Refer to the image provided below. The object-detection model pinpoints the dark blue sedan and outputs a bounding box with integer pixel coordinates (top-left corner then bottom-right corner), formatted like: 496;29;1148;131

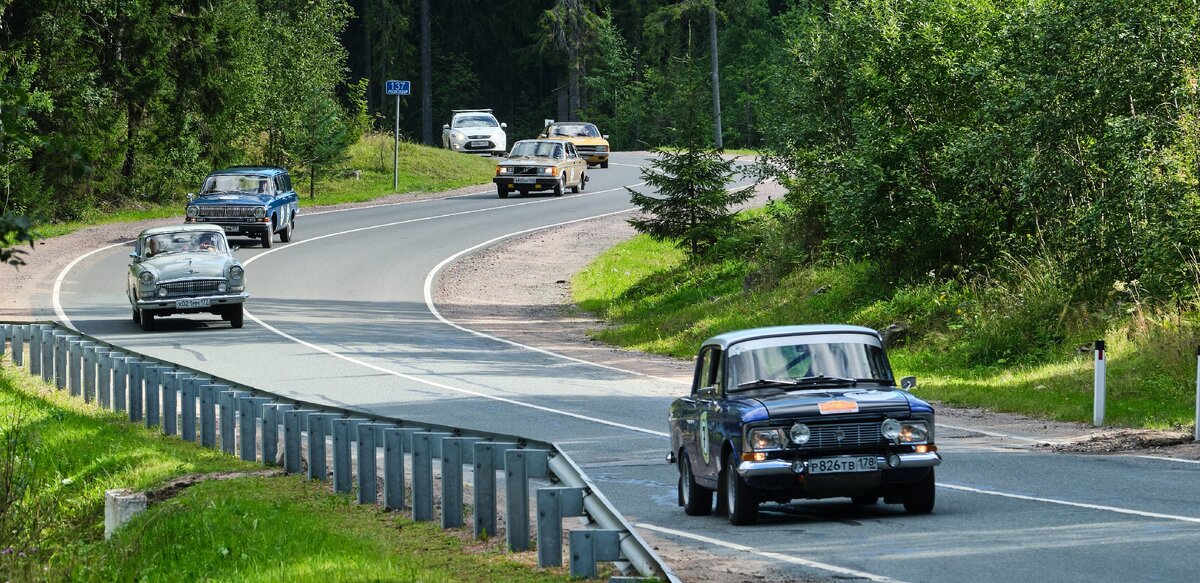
668;325;942;525
185;166;299;248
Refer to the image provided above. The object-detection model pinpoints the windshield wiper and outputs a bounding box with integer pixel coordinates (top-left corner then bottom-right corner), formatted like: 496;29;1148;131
735;379;799;390
792;375;858;387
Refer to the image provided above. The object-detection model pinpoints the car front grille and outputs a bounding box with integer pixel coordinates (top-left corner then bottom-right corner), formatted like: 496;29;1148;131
196;206;257;219
510;166;540;175
464;140;496;150
468;135;490;140
157;279;223;298
576;146;602;154
796;422;883;449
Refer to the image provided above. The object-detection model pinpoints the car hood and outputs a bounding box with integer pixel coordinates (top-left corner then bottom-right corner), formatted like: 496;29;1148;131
744;386;919;419
497;156;559;166
546;136;609;147
450;126;505;137
141;253;234;280
191;193;272;206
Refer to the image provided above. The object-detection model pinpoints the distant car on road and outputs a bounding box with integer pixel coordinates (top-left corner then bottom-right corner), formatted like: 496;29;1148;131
669;325;941;525
442;109;507;156
493;139;588;198
185;166;299;248
538;121;610;168
127;225;248;331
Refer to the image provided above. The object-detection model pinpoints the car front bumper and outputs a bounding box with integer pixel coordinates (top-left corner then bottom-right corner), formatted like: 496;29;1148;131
186;218;272;236
449;138;504;155
494;176;560;192
737;451;942;479
135;292;249;312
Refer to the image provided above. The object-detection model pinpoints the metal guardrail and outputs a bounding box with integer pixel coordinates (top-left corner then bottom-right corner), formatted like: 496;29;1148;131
0;321;679;582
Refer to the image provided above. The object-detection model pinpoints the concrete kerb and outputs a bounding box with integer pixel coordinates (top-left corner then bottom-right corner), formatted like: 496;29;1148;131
0;321;679;582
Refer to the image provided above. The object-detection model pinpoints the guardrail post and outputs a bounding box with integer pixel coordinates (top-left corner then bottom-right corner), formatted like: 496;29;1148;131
67;339;84;397
199;383;222;448
1093;339;1106;426
40;328;53;382
505;448;550;552
537;487;586;568
239;396;273;462
261;404;291;466
127;359;145;422
307;413;337;481
473;442;516;539
441;437;482;529
218;389;248;454
157;371;178;436
53;332;68;389
110;353;128;412
16;325;29;369
95;349;111;408
332;418;365;494
142;365;164;429
283;409;314;474
81;343;97;403
0;324;8;360
356;423;390;504
382;428;405;510
411;432;452;521
569;529;621;579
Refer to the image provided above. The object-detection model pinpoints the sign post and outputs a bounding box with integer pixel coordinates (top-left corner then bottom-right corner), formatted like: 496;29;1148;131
384;80;412;191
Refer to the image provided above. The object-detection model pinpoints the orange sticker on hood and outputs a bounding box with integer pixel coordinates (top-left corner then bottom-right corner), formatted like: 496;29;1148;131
818;400;860;414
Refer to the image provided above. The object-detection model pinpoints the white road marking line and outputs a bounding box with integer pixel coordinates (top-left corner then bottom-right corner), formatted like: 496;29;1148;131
54;241;133;330
301;189;491;216
635;523;908;583
243;310;669;437
936;423;1055;443
940;483;1200;524
1127;454;1200;464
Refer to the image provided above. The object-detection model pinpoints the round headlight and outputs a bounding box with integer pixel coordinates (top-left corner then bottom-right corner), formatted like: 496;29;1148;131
186;206;199;217
139;271;155;284
229;265;244;279
881;418;902;440
156;287;167;297
789;423;811;445
217;282;227;293
253;207;266;219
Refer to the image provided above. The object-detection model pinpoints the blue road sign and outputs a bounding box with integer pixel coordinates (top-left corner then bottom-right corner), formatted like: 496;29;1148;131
385;80;411;96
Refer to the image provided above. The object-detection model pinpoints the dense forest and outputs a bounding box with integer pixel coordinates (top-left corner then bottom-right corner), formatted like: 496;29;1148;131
3;0;1200;310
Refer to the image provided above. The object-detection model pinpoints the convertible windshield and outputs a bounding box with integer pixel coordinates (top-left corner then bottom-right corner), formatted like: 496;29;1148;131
144;231;228;257
726;334;892;391
201;175;271;195
548;123;599;137
508;141;564;158
454;115;499;128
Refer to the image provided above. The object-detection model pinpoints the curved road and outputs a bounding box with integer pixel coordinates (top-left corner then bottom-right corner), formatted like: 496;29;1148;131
47;152;1200;582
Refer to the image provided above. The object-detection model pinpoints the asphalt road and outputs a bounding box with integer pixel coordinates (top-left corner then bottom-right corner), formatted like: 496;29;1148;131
48;152;1200;582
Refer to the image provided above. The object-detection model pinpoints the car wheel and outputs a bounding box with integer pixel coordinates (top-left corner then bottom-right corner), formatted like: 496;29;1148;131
601;161;609;169
497;185;508;198
678;451;713;516
553;177;564;197
571;173;582;193
724;451;759;525
140;310;155;332
901;469;936;514
518;189;529;197
260;223;273;248
132;306;141;324
579;171;586;192
229;304;244;329
851;495;879;505
279;215;293;243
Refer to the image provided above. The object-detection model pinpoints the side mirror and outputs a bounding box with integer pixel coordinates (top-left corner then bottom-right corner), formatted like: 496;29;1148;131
442;124;450;130
900;376;917;390
129;251;139;260
696;386;720;400
187;192;195;201
501;122;507;128
230;246;240;252
602;134;609;140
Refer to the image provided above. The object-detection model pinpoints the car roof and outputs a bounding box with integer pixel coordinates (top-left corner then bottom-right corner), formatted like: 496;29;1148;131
549;122;597;128
702;325;883;350
513;139;565;147
207;166;287;176
139;224;225;237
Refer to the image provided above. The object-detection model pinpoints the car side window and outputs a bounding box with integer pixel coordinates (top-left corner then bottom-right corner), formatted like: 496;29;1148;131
695;347;723;394
566;143;578;158
274;175;286;193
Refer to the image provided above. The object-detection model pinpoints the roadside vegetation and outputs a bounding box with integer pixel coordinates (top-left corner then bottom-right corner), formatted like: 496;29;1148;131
0;365;586;582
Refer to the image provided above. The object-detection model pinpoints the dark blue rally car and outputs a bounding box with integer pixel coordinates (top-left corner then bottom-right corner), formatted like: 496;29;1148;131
185;166;299;248
668;325;941;525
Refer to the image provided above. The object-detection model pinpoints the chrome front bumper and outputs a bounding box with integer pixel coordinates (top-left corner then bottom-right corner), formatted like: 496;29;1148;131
135;292;249;310
737;451;942;479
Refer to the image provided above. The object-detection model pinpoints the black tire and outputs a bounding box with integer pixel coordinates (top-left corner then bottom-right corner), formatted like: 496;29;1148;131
497;185;508;198
553;177;564;197
678;451;713;516
517;189;529;197
260;223;273;248
724;452;759;525
229;304;244;329
600;161;609;169
132;306;141;324
570;173;581;194
902;469;936;514
851;495;879;505
279;215;293;242
579;172;586;191
140;310;155;331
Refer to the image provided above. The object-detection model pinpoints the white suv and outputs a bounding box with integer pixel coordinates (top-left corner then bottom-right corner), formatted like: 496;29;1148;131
442;109;507;156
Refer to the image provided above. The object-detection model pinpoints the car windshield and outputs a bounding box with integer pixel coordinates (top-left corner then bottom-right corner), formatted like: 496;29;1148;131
144;231;228;257
201;175;271;195
549;124;599;137
454;115;499;128
725;334;892;391
509;142;563;158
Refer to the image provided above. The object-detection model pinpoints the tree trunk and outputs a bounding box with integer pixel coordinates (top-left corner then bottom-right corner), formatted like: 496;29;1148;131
310;164;316;200
421;0;433;145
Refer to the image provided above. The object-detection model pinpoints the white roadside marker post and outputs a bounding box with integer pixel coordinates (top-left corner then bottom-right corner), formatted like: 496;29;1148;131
1093;339;1106;427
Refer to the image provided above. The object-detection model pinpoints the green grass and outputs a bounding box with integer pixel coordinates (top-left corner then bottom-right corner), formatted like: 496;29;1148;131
0;365;593;582
31;134;496;239
573;234;1200;430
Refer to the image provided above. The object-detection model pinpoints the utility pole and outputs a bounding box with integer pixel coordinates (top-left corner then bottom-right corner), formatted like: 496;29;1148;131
421;0;432;146
708;6;723;151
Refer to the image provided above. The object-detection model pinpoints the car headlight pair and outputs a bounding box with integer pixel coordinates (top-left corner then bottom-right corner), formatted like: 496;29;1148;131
881;419;929;444
749;422;812;451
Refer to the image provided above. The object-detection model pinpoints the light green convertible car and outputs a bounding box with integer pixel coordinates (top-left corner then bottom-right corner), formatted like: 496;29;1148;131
127;224;249;331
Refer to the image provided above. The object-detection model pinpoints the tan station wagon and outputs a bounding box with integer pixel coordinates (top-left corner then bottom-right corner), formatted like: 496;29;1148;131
493;139;588;198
